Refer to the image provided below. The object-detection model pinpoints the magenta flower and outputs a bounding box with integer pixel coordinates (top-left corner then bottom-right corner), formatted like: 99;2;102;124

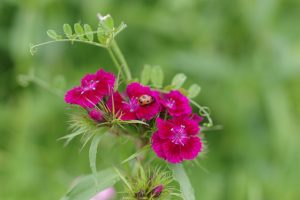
65;69;115;108
151;117;202;163
125;82;161;120
161;90;192;117
107;92;137;120
88;108;104;122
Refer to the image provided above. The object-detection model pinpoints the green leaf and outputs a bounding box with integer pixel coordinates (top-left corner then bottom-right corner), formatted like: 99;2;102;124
97;27;107;45
84;24;94;42
74;23;85;40
114;167;132;192
121;145;150;164
188;84;201;98
46;29;60;40
151;65;164;88
63;24;73;38
98;14;114;31
169;164;195;200
140;65;152;85
89;134;103;182
62;168;119;200
171;73;187;89
120;120;149;126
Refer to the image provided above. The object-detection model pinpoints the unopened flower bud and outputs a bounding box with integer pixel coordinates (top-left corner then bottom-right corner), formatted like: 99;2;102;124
89;108;103;122
151;185;164;198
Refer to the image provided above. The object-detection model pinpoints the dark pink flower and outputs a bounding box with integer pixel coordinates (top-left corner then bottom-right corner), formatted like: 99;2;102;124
161;90;192;117
107;92;136;120
151;117;202;163
65;69;115;108
126;82;161;120
89;108;103;122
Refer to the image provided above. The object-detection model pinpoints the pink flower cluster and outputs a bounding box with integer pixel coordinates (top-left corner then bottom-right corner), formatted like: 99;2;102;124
65;69;203;164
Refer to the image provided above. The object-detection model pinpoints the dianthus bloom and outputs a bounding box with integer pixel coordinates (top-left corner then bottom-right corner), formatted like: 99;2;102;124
122;82;161;120
107;92;137;120
161;90;192;117
64;69;115;108
151;117;202;163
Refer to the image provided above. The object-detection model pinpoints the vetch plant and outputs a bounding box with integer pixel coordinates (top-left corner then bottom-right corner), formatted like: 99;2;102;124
29;13;216;200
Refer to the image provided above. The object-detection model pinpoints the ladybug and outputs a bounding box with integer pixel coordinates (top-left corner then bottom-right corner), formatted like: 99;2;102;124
138;94;154;106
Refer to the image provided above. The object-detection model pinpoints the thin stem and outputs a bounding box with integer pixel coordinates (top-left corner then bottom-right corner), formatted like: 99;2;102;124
30;39;107;55
18;74;63;97
107;47;125;80
110;40;132;81
189;99;213;126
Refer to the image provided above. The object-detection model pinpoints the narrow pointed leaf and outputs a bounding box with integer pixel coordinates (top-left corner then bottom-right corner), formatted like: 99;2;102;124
121;145;150;164
89;134;102;182
169;164;195;200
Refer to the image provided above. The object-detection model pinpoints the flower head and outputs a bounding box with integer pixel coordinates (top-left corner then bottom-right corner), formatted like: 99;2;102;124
161;90;192;117
151;117;202;163
125;82;161;120
65;69;115;108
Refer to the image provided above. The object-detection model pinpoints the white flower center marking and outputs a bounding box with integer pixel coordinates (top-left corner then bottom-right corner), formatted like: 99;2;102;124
171;125;187;146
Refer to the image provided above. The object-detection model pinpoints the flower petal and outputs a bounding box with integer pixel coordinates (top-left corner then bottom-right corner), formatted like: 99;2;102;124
151;132;166;159
156;118;174;139
126;82;151;98
162;141;183;163
180;137;202;160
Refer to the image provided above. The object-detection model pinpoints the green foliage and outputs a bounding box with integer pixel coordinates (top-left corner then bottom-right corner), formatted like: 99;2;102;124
47;29;61;40
63;24;73;38
74;23;85;40
84;24;93;42
117;166;178;200
61;168;119;200
89;134;103;182
121;144;150;164
151;65;164;88
169;164;195;200
59;111;101;146
171;73;187;89
187;84;201;99
30;15;127;55
141;65;152;85
98;14;114;31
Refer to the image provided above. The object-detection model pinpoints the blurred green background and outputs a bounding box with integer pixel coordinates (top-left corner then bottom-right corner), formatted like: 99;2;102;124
1;0;300;199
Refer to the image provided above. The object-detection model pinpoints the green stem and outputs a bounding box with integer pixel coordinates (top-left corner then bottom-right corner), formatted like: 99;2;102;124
30;39;107;55
107;47;125;80
110;40;132;81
